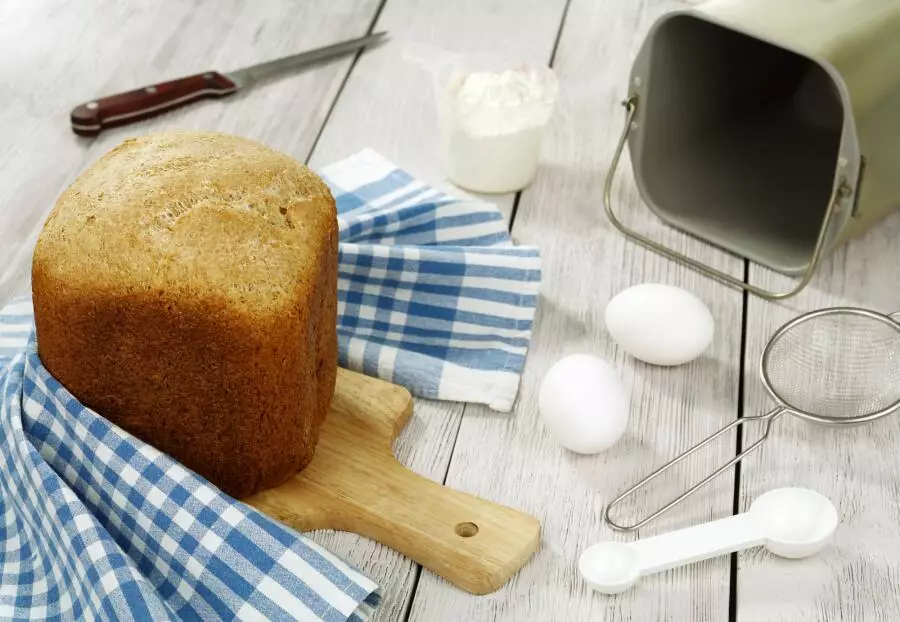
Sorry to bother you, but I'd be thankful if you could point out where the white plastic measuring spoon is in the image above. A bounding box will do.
[579,487,839,594]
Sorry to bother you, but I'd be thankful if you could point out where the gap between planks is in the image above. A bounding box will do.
[729,260,751,622]
[303,0,390,164]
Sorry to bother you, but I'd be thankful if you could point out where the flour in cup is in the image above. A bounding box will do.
[439,66,557,193]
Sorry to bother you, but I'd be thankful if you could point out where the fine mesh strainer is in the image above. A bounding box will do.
[605,307,900,532]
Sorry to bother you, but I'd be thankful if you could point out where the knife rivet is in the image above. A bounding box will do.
[204,72,215,80]
[145,86,158,94]
[86,101,99,110]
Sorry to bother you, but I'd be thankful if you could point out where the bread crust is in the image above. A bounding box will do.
[31,131,338,498]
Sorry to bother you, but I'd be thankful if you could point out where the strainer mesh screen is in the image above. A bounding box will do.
[764,313,900,419]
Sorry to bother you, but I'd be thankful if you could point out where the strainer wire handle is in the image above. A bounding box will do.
[603,97,852,301]
[604,407,787,532]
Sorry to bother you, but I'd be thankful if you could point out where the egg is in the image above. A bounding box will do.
[605,283,714,366]
[538,354,629,454]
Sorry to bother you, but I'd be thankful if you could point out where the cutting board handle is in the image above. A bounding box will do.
[256,455,541,595]
[345,458,540,595]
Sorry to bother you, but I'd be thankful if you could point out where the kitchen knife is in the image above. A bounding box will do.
[70,31,387,137]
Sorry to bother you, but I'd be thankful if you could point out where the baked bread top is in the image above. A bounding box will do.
[32,130,340,496]
[36,130,336,313]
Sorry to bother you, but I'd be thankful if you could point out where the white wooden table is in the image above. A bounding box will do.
[3,1,900,620]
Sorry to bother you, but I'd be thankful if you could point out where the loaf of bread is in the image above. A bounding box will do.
[31,131,338,499]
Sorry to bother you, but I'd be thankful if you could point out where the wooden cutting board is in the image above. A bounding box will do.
[243,367,542,595]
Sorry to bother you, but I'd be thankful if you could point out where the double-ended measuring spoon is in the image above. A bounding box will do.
[579,487,839,594]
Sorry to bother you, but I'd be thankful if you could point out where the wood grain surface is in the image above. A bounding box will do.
[407,0,745,620]
[736,217,900,621]
[3,0,900,620]
[304,1,570,619]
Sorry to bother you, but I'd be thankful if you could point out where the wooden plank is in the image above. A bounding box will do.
[0,0,381,307]
[408,0,746,620]
[738,215,900,618]
[305,0,569,619]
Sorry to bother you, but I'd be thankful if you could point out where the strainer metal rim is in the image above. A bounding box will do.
[759,306,900,426]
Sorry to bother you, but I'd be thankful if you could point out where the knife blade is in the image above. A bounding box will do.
[70,31,388,137]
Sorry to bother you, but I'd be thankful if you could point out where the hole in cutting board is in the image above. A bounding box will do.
[455,522,479,537]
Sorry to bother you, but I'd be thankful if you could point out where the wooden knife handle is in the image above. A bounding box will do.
[70,72,237,137]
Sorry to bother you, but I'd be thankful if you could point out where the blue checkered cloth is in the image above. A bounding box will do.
[323,149,541,411]
[0,149,541,619]
[1,340,380,620]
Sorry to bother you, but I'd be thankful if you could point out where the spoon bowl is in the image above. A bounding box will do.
[750,487,839,558]
[577,542,640,594]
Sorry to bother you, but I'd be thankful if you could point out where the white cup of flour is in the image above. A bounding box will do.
[433,54,558,194]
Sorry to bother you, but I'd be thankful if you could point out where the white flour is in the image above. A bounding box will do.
[440,67,556,193]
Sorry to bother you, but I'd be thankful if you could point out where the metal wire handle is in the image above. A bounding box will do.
[605,309,900,533]
[603,97,855,300]
[603,408,786,532]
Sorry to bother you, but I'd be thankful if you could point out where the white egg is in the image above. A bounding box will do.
[605,283,714,366]
[538,354,629,454]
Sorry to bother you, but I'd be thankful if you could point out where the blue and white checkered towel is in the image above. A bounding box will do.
[325,149,541,411]
[1,339,380,620]
[0,149,541,619]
